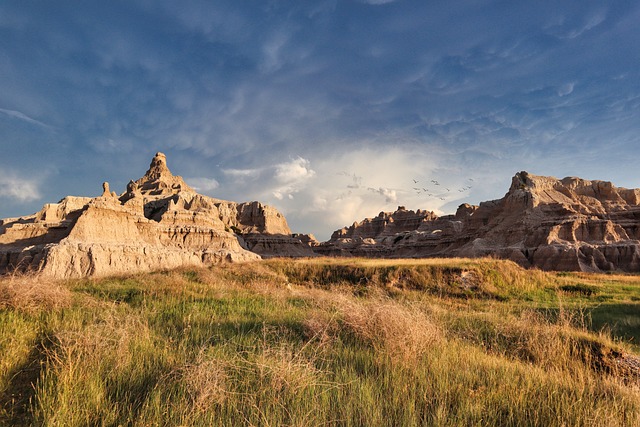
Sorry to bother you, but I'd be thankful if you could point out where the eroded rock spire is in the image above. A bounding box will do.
[128,152,194,197]
[144,152,171,181]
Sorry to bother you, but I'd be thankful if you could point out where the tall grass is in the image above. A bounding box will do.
[265,257,556,300]
[0,273,71,314]
[1,259,639,426]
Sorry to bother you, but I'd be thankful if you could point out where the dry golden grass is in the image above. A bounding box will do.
[566,271,640,284]
[2,258,640,426]
[49,309,152,370]
[254,341,323,394]
[296,287,442,366]
[179,350,229,412]
[339,297,442,366]
[0,273,71,314]
[264,256,557,301]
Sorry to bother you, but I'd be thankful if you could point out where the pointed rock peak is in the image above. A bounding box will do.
[510,171,532,191]
[129,152,193,197]
[509,171,559,194]
[145,152,171,180]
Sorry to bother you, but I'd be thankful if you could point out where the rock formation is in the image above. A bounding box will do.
[0,153,315,278]
[5,164,639,276]
[316,171,640,272]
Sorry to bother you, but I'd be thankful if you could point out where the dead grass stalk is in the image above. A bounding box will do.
[0,272,71,314]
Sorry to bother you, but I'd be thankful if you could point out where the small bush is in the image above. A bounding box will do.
[560,283,598,296]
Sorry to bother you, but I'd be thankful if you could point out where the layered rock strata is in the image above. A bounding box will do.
[0,153,314,278]
[316,172,640,272]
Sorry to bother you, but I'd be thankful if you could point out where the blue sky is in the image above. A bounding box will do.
[1,1,639,240]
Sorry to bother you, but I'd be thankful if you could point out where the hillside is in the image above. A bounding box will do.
[1,258,639,426]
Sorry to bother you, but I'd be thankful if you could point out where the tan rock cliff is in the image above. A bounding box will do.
[316,171,640,272]
[1,153,314,278]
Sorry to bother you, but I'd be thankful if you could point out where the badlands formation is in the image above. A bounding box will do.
[0,153,315,278]
[317,171,640,272]
[2,158,640,277]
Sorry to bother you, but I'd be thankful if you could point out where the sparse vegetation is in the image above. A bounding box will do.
[1,258,639,426]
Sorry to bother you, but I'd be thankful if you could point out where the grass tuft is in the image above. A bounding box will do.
[0,273,71,314]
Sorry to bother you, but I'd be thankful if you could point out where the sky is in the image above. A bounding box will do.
[1,1,639,240]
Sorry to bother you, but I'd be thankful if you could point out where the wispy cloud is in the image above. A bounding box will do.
[222,168,262,179]
[545,9,608,39]
[0,172,41,202]
[185,177,219,194]
[557,82,575,97]
[0,108,52,129]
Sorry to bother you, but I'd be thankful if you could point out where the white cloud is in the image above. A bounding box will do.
[222,167,262,179]
[0,173,41,202]
[186,177,220,193]
[218,157,316,202]
[262,145,455,239]
[369,187,397,203]
[564,11,607,39]
[274,157,315,184]
[0,108,52,129]
[260,31,289,73]
[89,137,134,154]
[270,157,316,200]
[557,82,575,97]
[545,9,607,40]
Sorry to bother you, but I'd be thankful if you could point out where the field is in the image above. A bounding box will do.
[1,257,639,426]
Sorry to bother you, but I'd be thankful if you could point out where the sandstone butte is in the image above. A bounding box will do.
[2,158,640,278]
[0,152,316,278]
[316,171,640,273]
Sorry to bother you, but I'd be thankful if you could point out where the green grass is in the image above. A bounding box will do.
[1,258,639,426]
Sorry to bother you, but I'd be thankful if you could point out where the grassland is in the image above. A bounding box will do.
[1,257,639,426]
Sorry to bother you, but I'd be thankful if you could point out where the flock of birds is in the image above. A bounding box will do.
[336,171,474,203]
[410,178,473,201]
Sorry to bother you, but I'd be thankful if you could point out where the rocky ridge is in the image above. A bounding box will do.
[316,171,640,272]
[4,163,640,277]
[0,153,315,278]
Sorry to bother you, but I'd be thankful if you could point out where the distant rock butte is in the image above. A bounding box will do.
[316,171,640,272]
[0,153,316,278]
[4,164,640,277]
